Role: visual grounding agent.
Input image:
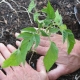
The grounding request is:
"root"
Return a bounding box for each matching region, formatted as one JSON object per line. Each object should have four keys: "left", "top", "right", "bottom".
{"left": 29, "top": 52, "right": 34, "bottom": 65}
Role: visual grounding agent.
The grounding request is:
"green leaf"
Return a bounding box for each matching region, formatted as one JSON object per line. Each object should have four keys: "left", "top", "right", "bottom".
{"left": 34, "top": 34, "right": 40, "bottom": 48}
{"left": 47, "top": 1, "right": 55, "bottom": 19}
{"left": 44, "top": 18, "right": 52, "bottom": 26}
{"left": 60, "top": 24, "right": 67, "bottom": 31}
{"left": 2, "top": 49, "right": 22, "bottom": 68}
{"left": 66, "top": 29, "right": 75, "bottom": 54}
{"left": 41, "top": 1, "right": 55, "bottom": 19}
{"left": 28, "top": 0, "right": 36, "bottom": 13}
{"left": 19, "top": 36, "right": 34, "bottom": 63}
{"left": 21, "top": 27, "right": 37, "bottom": 33}
{"left": 2, "top": 36, "right": 35, "bottom": 68}
{"left": 49, "top": 27, "right": 59, "bottom": 33}
{"left": 40, "top": 30, "right": 48, "bottom": 36}
{"left": 43, "top": 42, "right": 58, "bottom": 71}
{"left": 62, "top": 30, "right": 68, "bottom": 43}
{"left": 37, "top": 20, "right": 45, "bottom": 28}
{"left": 20, "top": 36, "right": 34, "bottom": 52}
{"left": 54, "top": 10, "right": 62, "bottom": 26}
{"left": 62, "top": 29, "right": 75, "bottom": 54}
{"left": 33, "top": 12, "right": 40, "bottom": 22}
{"left": 17, "top": 32, "right": 33, "bottom": 39}
{"left": 41, "top": 7, "right": 47, "bottom": 13}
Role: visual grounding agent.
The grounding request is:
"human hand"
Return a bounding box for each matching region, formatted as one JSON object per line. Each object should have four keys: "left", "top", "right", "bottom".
{"left": 34, "top": 34, "right": 80, "bottom": 80}
{"left": 15, "top": 33, "right": 80, "bottom": 80}
{"left": 0, "top": 43, "right": 49, "bottom": 80}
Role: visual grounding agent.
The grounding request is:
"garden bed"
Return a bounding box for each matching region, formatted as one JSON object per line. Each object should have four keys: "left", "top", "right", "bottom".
{"left": 0, "top": 0, "right": 80, "bottom": 80}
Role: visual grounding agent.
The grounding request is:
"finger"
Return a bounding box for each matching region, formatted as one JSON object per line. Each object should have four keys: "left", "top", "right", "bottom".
{"left": 0, "top": 70, "right": 6, "bottom": 79}
{"left": 41, "top": 36, "right": 49, "bottom": 40}
{"left": 0, "top": 53, "right": 13, "bottom": 75}
{"left": 39, "top": 38, "right": 50, "bottom": 47}
{"left": 16, "top": 38, "right": 49, "bottom": 55}
{"left": 7, "top": 44, "right": 22, "bottom": 71}
{"left": 35, "top": 46, "right": 49, "bottom": 55}
{"left": 7, "top": 44, "right": 16, "bottom": 53}
{"left": 16, "top": 41, "right": 21, "bottom": 47}
{"left": 7, "top": 44, "right": 19, "bottom": 70}
{"left": 15, "top": 32, "right": 19, "bottom": 37}
{"left": 0, "top": 43, "right": 11, "bottom": 59}
{"left": 40, "top": 34, "right": 55, "bottom": 40}
{"left": 22, "top": 62, "right": 34, "bottom": 71}
{"left": 15, "top": 33, "right": 23, "bottom": 40}
{"left": 0, "top": 43, "right": 14, "bottom": 74}
{"left": 37, "top": 56, "right": 46, "bottom": 73}
{"left": 16, "top": 36, "right": 50, "bottom": 47}
{"left": 37, "top": 56, "right": 49, "bottom": 80}
{"left": 48, "top": 64, "right": 66, "bottom": 80}
{"left": 11, "top": 66, "right": 22, "bottom": 72}
{"left": 0, "top": 53, "right": 5, "bottom": 65}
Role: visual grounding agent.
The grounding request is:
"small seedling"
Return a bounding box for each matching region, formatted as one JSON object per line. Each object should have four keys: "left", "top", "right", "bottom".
{"left": 2, "top": 0, "right": 75, "bottom": 71}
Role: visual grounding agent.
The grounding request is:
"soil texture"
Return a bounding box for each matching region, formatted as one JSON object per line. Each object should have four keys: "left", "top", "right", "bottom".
{"left": 0, "top": 0, "right": 80, "bottom": 80}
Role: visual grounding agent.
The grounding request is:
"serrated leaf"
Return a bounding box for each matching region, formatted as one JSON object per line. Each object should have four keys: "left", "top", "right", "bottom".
{"left": 18, "top": 36, "right": 34, "bottom": 63}
{"left": 33, "top": 12, "right": 40, "bottom": 22}
{"left": 54, "top": 10, "right": 62, "bottom": 26}
{"left": 37, "top": 20, "right": 45, "bottom": 28}
{"left": 43, "top": 42, "right": 58, "bottom": 71}
{"left": 44, "top": 18, "right": 52, "bottom": 26}
{"left": 17, "top": 32, "right": 33, "bottom": 39}
{"left": 62, "top": 30, "right": 68, "bottom": 43}
{"left": 34, "top": 34, "right": 40, "bottom": 48}
{"left": 62, "top": 29, "right": 75, "bottom": 54}
{"left": 60, "top": 24, "right": 67, "bottom": 31}
{"left": 49, "top": 27, "right": 59, "bottom": 33}
{"left": 2, "top": 36, "right": 35, "bottom": 68}
{"left": 47, "top": 1, "right": 55, "bottom": 19}
{"left": 40, "top": 30, "right": 48, "bottom": 36}
{"left": 66, "top": 29, "right": 75, "bottom": 54}
{"left": 21, "top": 27, "right": 37, "bottom": 33}
{"left": 20, "top": 36, "right": 34, "bottom": 53}
{"left": 41, "top": 1, "right": 55, "bottom": 19}
{"left": 41, "top": 7, "right": 47, "bottom": 13}
{"left": 2, "top": 49, "right": 22, "bottom": 68}
{"left": 28, "top": 0, "right": 36, "bottom": 13}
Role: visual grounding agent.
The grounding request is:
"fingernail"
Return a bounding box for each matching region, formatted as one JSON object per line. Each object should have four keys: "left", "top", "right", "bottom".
{"left": 15, "top": 33, "right": 19, "bottom": 37}
{"left": 0, "top": 43, "right": 4, "bottom": 47}
{"left": 0, "top": 43, "right": 4, "bottom": 45}
{"left": 16, "top": 41, "right": 20, "bottom": 44}
{"left": 7, "top": 44, "right": 12, "bottom": 47}
{"left": 16, "top": 41, "right": 21, "bottom": 46}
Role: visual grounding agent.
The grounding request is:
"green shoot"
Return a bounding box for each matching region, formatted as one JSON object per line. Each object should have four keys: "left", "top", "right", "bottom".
{"left": 2, "top": 1, "right": 75, "bottom": 71}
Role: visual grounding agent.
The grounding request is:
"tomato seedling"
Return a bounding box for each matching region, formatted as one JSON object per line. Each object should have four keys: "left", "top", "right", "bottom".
{"left": 2, "top": 0, "right": 75, "bottom": 71}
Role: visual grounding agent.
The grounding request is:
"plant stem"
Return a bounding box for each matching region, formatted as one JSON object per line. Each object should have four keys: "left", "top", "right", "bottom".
{"left": 29, "top": 52, "right": 34, "bottom": 65}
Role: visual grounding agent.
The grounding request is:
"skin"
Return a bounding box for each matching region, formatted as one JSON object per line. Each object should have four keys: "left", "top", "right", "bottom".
{"left": 35, "top": 34, "right": 80, "bottom": 80}
{"left": 16, "top": 33, "right": 80, "bottom": 80}
{"left": 0, "top": 43, "right": 49, "bottom": 80}
{"left": 0, "top": 33, "right": 80, "bottom": 80}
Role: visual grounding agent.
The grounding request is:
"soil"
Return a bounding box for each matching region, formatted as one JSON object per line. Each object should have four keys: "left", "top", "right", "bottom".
{"left": 0, "top": 0, "right": 80, "bottom": 80}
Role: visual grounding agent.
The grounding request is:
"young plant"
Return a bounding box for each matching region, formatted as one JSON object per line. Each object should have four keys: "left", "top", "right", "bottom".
{"left": 2, "top": 0, "right": 75, "bottom": 71}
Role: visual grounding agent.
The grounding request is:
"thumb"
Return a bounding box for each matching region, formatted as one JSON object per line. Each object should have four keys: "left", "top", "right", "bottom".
{"left": 37, "top": 56, "right": 46, "bottom": 73}
{"left": 48, "top": 64, "right": 66, "bottom": 80}
{"left": 37, "top": 56, "right": 49, "bottom": 80}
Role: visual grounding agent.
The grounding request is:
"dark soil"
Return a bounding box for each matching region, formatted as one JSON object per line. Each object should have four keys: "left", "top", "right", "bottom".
{"left": 0, "top": 0, "right": 80, "bottom": 80}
